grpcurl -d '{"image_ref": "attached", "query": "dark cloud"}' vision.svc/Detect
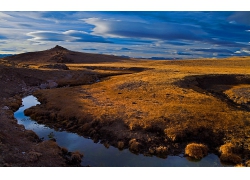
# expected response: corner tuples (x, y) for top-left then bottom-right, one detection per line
(18, 23), (34, 27)
(167, 41), (191, 46)
(119, 47), (132, 51)
(177, 52), (193, 56)
(82, 48), (97, 51)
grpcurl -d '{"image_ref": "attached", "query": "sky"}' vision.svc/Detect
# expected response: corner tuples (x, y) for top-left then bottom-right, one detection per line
(0, 10), (250, 59)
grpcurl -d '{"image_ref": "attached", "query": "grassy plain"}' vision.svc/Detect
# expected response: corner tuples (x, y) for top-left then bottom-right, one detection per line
(24, 56), (250, 165)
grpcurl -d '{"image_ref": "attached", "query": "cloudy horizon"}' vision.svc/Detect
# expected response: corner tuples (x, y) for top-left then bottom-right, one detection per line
(0, 11), (250, 59)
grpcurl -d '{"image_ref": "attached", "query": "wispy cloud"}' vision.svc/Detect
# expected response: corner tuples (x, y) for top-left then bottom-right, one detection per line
(0, 11), (249, 59)
(27, 30), (111, 43)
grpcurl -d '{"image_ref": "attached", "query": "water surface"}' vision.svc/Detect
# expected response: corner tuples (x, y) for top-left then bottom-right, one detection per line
(14, 95), (227, 167)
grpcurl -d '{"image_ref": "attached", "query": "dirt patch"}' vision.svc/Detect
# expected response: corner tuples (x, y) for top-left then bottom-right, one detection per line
(39, 64), (69, 70)
(177, 74), (250, 110)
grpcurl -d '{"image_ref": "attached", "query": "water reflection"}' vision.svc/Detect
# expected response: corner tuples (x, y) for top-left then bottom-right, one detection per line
(14, 95), (226, 167)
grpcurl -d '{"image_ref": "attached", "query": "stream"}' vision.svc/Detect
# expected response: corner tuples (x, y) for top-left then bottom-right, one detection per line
(14, 95), (227, 167)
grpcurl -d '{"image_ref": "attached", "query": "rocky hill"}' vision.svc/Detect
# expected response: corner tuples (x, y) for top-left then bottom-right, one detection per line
(3, 45), (128, 64)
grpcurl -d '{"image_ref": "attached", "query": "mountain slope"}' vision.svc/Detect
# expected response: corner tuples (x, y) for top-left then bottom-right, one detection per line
(3, 45), (129, 64)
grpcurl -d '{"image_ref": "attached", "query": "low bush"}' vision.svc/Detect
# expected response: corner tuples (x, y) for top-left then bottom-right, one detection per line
(185, 143), (208, 159)
(220, 153), (242, 165)
(219, 143), (235, 154)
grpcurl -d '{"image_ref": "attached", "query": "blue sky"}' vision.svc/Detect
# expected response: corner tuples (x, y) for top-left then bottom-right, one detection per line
(0, 11), (250, 59)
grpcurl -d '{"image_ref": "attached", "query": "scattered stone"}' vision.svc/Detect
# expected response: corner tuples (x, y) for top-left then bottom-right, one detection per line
(2, 106), (9, 110)
(47, 80), (58, 89)
(39, 80), (58, 89)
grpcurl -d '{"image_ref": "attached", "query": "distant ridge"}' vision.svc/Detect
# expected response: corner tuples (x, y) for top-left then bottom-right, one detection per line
(0, 54), (14, 58)
(4, 45), (130, 64)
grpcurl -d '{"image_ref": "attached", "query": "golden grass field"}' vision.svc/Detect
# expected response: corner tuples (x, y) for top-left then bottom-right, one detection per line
(1, 46), (250, 166)
(22, 56), (250, 165)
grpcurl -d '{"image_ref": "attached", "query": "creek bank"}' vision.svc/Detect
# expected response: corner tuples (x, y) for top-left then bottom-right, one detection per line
(17, 96), (226, 167)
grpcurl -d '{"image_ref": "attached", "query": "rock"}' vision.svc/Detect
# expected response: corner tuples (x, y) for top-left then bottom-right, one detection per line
(47, 80), (58, 89)
(2, 106), (9, 110)
(39, 63), (69, 70)
(39, 80), (58, 89)
(40, 83), (48, 89)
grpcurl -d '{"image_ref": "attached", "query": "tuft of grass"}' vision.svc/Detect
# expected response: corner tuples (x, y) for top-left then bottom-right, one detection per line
(129, 139), (140, 153)
(220, 153), (242, 165)
(245, 160), (250, 167)
(219, 143), (235, 154)
(117, 141), (125, 150)
(185, 143), (208, 159)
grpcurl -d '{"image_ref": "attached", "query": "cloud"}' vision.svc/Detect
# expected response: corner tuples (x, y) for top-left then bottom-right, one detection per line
(119, 47), (132, 51)
(166, 41), (191, 46)
(82, 48), (97, 51)
(1, 12), (250, 59)
(27, 30), (111, 43)
(228, 12), (250, 25)
(176, 52), (193, 56)
(235, 48), (250, 56)
(83, 18), (207, 41)
(191, 48), (234, 54)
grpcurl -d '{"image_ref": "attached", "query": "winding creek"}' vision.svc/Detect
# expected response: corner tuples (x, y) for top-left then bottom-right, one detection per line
(14, 95), (228, 167)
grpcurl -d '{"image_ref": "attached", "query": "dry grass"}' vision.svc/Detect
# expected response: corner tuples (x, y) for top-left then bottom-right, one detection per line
(117, 141), (125, 150)
(185, 143), (208, 159)
(220, 153), (242, 165)
(219, 143), (236, 154)
(24, 57), (250, 159)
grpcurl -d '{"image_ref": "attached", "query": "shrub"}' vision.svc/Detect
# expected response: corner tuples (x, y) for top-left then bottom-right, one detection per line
(25, 130), (40, 142)
(220, 153), (242, 165)
(28, 151), (42, 162)
(185, 143), (208, 159)
(219, 143), (235, 154)
(61, 147), (68, 155)
(245, 160), (250, 167)
(70, 151), (84, 164)
(129, 139), (140, 153)
(117, 141), (124, 150)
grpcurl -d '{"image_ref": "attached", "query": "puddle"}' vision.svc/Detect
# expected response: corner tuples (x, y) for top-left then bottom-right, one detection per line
(14, 95), (228, 167)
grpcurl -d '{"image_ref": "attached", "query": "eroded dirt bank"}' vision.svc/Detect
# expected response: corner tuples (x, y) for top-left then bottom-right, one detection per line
(0, 63), (134, 166)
